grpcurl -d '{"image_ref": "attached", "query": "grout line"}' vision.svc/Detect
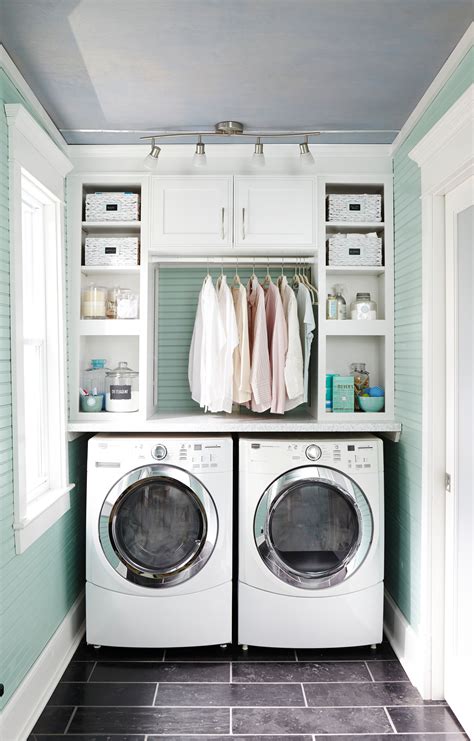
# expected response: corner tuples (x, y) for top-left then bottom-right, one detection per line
(384, 706), (398, 734)
(365, 660), (376, 682)
(230, 705), (232, 734)
(45, 702), (445, 709)
(151, 682), (159, 706)
(294, 649), (299, 661)
(62, 705), (77, 734)
(162, 649), (166, 661)
(230, 661), (233, 683)
(86, 661), (97, 682)
(301, 682), (308, 707)
(54, 678), (412, 685)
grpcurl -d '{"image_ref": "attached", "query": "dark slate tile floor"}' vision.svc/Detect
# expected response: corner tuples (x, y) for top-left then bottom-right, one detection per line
(28, 638), (467, 739)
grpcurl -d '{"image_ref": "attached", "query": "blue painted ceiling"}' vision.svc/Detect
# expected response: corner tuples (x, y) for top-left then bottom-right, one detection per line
(0, 0), (472, 144)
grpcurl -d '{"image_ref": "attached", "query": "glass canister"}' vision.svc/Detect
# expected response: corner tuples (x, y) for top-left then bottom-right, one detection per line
(116, 288), (139, 319)
(81, 358), (108, 398)
(106, 286), (121, 319)
(81, 284), (107, 319)
(105, 361), (139, 412)
(350, 292), (377, 320)
(350, 362), (370, 410)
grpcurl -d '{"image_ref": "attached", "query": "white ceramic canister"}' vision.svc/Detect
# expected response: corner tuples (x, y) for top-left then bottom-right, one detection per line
(105, 361), (139, 412)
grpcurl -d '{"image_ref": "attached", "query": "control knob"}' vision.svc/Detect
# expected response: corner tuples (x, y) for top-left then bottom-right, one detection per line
(152, 444), (167, 461)
(305, 444), (322, 461)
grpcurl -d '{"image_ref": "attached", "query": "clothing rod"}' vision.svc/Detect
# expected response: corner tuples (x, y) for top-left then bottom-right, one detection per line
(151, 256), (316, 265)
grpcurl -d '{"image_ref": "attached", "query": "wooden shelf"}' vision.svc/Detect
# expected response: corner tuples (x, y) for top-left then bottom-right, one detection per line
(82, 221), (141, 232)
(79, 319), (141, 336)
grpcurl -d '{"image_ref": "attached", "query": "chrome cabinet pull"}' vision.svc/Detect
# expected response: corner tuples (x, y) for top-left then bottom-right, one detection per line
(221, 207), (225, 240)
(242, 207), (246, 240)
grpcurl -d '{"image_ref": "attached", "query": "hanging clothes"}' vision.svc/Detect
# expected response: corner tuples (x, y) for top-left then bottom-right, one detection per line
(212, 275), (238, 413)
(264, 279), (288, 414)
(296, 281), (316, 404)
(188, 275), (225, 411)
(278, 275), (304, 404)
(231, 281), (251, 404)
(247, 276), (272, 413)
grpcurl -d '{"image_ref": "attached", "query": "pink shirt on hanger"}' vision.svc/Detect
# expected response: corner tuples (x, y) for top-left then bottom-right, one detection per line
(247, 277), (272, 413)
(264, 280), (288, 414)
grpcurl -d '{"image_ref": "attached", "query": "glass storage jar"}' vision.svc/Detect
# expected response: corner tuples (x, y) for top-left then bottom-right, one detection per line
(81, 284), (107, 319)
(350, 292), (377, 320)
(105, 361), (139, 412)
(350, 362), (370, 410)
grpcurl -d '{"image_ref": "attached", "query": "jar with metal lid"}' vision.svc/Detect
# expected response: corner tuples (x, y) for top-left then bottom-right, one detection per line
(105, 361), (139, 412)
(350, 362), (370, 410)
(350, 292), (377, 320)
(81, 283), (107, 319)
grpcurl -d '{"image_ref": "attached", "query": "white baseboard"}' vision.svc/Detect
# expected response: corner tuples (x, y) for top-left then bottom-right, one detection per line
(0, 591), (85, 741)
(384, 589), (427, 697)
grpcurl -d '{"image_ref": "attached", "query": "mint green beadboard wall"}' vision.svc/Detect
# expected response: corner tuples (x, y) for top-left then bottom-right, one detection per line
(384, 46), (473, 630)
(0, 69), (89, 710)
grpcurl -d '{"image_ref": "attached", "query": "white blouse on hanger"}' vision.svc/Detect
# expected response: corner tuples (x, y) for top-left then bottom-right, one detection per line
(188, 275), (226, 411)
(297, 281), (316, 404)
(278, 275), (304, 403)
(247, 276), (272, 413)
(213, 275), (238, 413)
(232, 282), (251, 404)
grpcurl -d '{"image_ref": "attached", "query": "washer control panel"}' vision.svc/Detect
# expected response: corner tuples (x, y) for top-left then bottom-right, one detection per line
(305, 444), (322, 461)
(92, 437), (230, 471)
(247, 439), (379, 471)
(151, 444), (167, 460)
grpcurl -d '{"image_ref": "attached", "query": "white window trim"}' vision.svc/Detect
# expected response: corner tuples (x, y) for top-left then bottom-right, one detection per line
(5, 103), (74, 554)
(408, 84), (474, 699)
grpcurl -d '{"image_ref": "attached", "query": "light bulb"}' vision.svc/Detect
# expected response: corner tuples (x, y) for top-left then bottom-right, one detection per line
(251, 138), (265, 168)
(193, 138), (207, 167)
(299, 137), (315, 169)
(143, 140), (161, 170)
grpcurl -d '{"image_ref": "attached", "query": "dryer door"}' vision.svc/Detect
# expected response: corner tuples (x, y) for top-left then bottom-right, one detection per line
(99, 464), (218, 588)
(254, 466), (373, 589)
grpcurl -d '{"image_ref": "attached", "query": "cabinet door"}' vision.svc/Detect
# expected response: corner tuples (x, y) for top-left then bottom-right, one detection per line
(234, 177), (315, 247)
(151, 176), (232, 248)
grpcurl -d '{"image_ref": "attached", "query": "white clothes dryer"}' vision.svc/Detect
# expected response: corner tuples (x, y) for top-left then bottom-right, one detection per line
(86, 434), (233, 648)
(239, 435), (384, 649)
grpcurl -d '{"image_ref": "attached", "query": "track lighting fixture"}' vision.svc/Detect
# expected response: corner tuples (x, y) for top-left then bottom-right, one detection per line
(299, 136), (315, 168)
(192, 136), (207, 167)
(143, 138), (161, 170)
(251, 137), (265, 168)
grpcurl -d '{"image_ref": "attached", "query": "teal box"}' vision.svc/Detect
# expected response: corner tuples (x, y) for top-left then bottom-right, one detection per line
(332, 376), (354, 413)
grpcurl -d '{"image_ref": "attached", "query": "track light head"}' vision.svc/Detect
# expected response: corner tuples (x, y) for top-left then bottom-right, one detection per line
(251, 137), (265, 168)
(144, 138), (161, 170)
(299, 136), (315, 168)
(193, 136), (207, 167)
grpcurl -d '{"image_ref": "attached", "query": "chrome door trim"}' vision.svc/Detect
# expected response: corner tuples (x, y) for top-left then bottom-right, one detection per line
(99, 464), (218, 588)
(254, 465), (373, 590)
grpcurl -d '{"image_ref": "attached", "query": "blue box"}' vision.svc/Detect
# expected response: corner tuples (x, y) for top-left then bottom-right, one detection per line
(332, 376), (354, 413)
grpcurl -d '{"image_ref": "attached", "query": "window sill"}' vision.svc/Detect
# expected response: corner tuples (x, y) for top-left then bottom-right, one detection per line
(13, 484), (75, 554)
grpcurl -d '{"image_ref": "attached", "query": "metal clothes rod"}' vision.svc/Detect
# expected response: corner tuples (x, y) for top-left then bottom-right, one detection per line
(151, 256), (316, 266)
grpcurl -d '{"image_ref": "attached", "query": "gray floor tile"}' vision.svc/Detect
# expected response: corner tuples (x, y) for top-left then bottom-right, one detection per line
(28, 736), (145, 740)
(367, 659), (409, 681)
(232, 660), (371, 683)
(232, 706), (393, 734)
(74, 640), (165, 661)
(58, 661), (95, 682)
(90, 660), (230, 683)
(148, 737), (312, 741)
(312, 735), (468, 740)
(30, 706), (75, 734)
(388, 705), (465, 733)
(155, 681), (304, 706)
(165, 644), (296, 662)
(297, 641), (396, 661)
(48, 681), (157, 706)
(68, 706), (230, 734)
(304, 680), (425, 706)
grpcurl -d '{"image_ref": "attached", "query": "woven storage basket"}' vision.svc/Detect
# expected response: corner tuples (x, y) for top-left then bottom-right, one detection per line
(84, 237), (139, 266)
(328, 233), (382, 266)
(327, 194), (382, 223)
(85, 192), (139, 222)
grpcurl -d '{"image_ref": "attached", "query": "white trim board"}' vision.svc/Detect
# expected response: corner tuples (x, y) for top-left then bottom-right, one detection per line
(384, 590), (425, 695)
(391, 23), (473, 154)
(408, 82), (474, 701)
(0, 592), (85, 741)
(0, 44), (67, 153)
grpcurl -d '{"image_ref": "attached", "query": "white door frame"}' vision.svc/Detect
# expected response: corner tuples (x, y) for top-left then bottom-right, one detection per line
(409, 83), (473, 699)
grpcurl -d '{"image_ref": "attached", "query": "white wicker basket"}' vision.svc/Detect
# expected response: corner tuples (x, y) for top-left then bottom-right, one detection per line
(84, 237), (139, 266)
(85, 192), (139, 222)
(328, 233), (383, 266)
(327, 194), (382, 223)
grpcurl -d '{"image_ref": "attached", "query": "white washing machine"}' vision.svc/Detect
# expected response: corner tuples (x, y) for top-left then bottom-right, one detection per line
(86, 434), (233, 648)
(239, 435), (384, 648)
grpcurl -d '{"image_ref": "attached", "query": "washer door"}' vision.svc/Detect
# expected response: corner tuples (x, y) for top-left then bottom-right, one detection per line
(99, 464), (218, 588)
(254, 466), (373, 589)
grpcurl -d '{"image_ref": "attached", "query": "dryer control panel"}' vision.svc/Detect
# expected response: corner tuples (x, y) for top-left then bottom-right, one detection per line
(244, 438), (381, 473)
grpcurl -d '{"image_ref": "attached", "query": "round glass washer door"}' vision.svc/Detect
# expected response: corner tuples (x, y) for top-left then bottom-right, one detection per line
(254, 466), (373, 589)
(99, 464), (218, 588)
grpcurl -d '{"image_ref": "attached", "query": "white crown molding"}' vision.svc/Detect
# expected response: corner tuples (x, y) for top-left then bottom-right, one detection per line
(0, 44), (68, 153)
(5, 103), (73, 178)
(391, 23), (473, 155)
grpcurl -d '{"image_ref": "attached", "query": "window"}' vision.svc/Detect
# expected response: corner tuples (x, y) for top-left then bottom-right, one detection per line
(6, 103), (73, 553)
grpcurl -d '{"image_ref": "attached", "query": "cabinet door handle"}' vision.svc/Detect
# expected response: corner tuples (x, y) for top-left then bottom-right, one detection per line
(242, 207), (246, 240)
(221, 207), (225, 240)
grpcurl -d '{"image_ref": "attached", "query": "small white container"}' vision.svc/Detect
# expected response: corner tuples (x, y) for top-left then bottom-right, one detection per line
(351, 292), (377, 320)
(105, 361), (139, 412)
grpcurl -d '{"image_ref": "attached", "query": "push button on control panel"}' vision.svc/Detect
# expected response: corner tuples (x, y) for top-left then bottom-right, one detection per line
(305, 444), (322, 461)
(152, 444), (167, 461)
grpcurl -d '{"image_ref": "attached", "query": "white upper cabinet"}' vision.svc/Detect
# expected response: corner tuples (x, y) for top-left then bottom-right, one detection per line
(234, 176), (316, 248)
(151, 176), (233, 248)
